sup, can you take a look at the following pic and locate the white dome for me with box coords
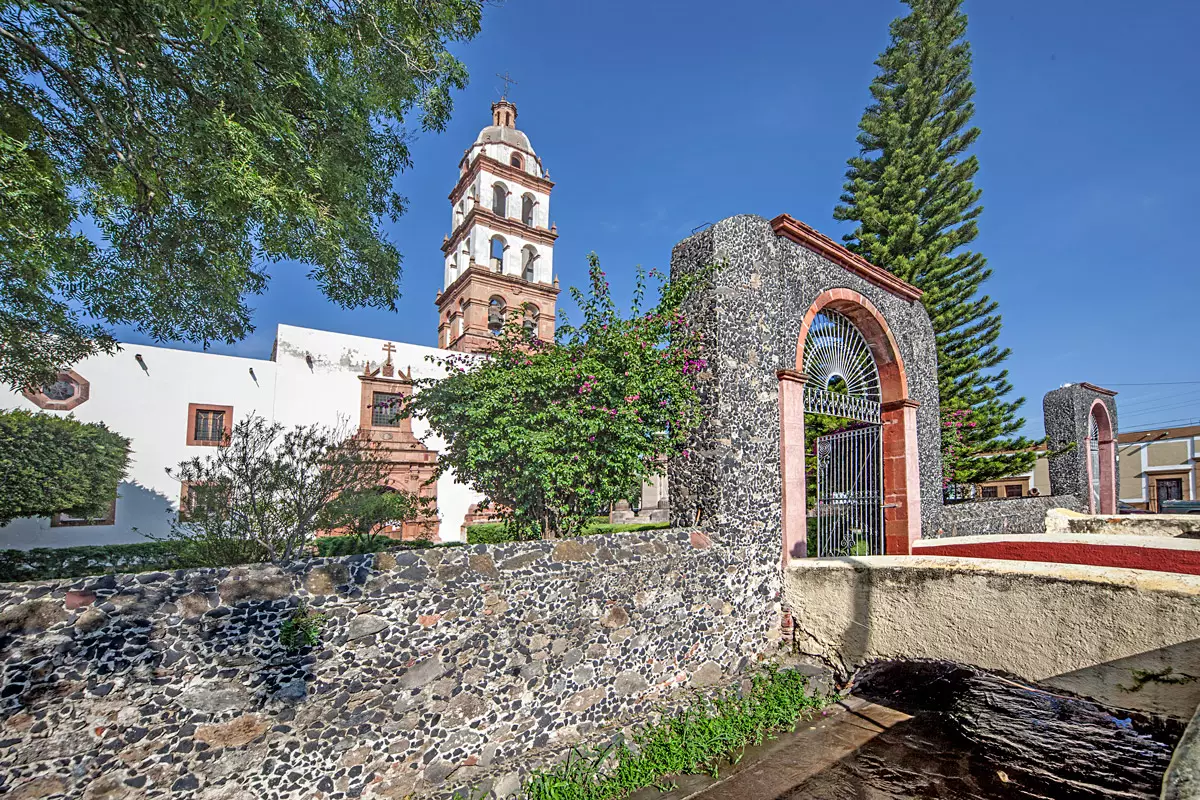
[474,125,534,155]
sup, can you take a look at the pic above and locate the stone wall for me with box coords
[933,495,1082,538]
[1044,383,1120,504]
[0,528,780,799]
[784,556,1200,719]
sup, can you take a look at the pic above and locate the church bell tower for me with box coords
[435,98,559,353]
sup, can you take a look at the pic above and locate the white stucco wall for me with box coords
[0,344,277,549]
[0,324,485,550]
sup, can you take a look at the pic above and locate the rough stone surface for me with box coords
[1164,701,1200,800]
[0,531,771,798]
[1044,383,1120,503]
[346,613,388,640]
[668,215,944,542]
[785,556,1200,719]
[1045,508,1200,538]
[934,496,1082,538]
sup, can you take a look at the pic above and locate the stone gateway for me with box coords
[668,214,943,561]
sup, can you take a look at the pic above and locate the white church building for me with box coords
[0,98,566,550]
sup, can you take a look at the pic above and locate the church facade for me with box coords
[0,100,558,550]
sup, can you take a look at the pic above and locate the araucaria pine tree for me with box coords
[834,0,1035,485]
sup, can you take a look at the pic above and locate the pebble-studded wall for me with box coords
[934,495,1083,538]
[1045,383,1121,504]
[0,528,780,799]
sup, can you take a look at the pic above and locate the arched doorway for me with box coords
[1086,400,1116,514]
[781,289,920,563]
[803,310,883,556]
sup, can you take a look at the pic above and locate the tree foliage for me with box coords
[833,0,1035,481]
[0,0,483,388]
[0,408,130,525]
[405,255,709,538]
[164,415,398,565]
[316,485,431,554]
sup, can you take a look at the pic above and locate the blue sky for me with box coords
[114,0,1200,436]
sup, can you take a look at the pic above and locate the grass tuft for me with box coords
[523,666,826,800]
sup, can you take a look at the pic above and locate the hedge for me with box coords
[0,409,131,525]
[313,534,461,558]
[0,541,186,582]
[466,520,669,544]
[0,536,468,583]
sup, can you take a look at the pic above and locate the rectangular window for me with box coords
[194,410,226,443]
[980,485,999,499]
[179,481,230,521]
[51,499,117,527]
[186,403,234,446]
[1004,484,1024,498]
[372,392,403,427]
[1157,478,1184,503]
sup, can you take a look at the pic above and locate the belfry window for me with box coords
[510,152,524,169]
[522,304,540,338]
[521,245,537,282]
[521,194,536,227]
[491,184,507,216]
[490,236,505,272]
[488,297,507,336]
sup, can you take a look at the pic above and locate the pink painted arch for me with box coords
[780,288,922,565]
[1086,399,1117,515]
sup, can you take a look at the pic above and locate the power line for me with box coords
[1102,381,1200,386]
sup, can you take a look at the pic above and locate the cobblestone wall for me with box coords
[933,496,1083,538]
[0,528,779,799]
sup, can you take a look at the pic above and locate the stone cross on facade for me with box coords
[381,342,396,377]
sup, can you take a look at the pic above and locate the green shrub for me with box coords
[0,535,468,583]
[314,534,462,557]
[0,409,130,525]
[465,520,669,544]
[523,666,826,799]
[593,522,670,534]
[279,602,327,651]
[0,541,186,582]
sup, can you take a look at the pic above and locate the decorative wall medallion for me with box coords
[23,369,90,411]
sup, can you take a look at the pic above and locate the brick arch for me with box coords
[795,288,908,402]
[780,287,922,563]
[1086,399,1117,515]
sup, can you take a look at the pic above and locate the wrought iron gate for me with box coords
[814,425,884,557]
[1087,412,1101,513]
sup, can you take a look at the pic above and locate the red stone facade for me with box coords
[355,354,440,541]
[437,266,559,354]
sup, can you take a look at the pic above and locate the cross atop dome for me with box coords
[496,71,517,100]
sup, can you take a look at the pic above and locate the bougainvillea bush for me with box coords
[405,254,710,538]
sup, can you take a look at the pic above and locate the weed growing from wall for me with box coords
[279,603,328,652]
[522,666,826,799]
